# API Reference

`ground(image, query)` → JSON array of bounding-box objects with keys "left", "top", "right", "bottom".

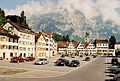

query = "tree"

[
  {"left": 66, "top": 35, "right": 70, "bottom": 42},
  {"left": 109, "top": 36, "right": 116, "bottom": 49},
  {"left": 0, "top": 8, "right": 6, "bottom": 26},
  {"left": 20, "top": 11, "right": 28, "bottom": 27}
]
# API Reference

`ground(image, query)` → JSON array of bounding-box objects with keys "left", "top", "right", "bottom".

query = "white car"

[{"left": 34, "top": 58, "right": 49, "bottom": 65}]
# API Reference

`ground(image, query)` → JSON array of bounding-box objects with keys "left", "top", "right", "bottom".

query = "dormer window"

[{"left": 8, "top": 26, "right": 13, "bottom": 32}]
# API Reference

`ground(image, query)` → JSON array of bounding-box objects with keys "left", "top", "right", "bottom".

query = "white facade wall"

[
  {"left": 3, "top": 22, "right": 35, "bottom": 58},
  {"left": 115, "top": 44, "right": 120, "bottom": 50},
  {"left": 0, "top": 35, "right": 19, "bottom": 60},
  {"left": 67, "top": 43, "right": 76, "bottom": 54}
]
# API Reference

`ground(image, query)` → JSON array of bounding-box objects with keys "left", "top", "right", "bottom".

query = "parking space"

[{"left": 0, "top": 55, "right": 97, "bottom": 78}]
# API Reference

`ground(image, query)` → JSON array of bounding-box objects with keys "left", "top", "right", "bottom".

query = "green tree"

[
  {"left": 109, "top": 36, "right": 116, "bottom": 49},
  {"left": 0, "top": 8, "right": 6, "bottom": 26},
  {"left": 20, "top": 11, "right": 28, "bottom": 27}
]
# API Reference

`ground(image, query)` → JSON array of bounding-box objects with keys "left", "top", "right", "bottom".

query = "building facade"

[
  {"left": 0, "top": 27, "right": 19, "bottom": 60},
  {"left": 3, "top": 21, "right": 35, "bottom": 58},
  {"left": 35, "top": 32, "right": 57, "bottom": 58}
]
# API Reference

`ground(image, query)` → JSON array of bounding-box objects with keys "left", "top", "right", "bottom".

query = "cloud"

[
  {"left": 4, "top": 0, "right": 120, "bottom": 24},
  {"left": 4, "top": 0, "right": 58, "bottom": 18}
]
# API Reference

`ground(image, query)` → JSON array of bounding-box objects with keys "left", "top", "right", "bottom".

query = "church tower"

[{"left": 84, "top": 32, "right": 90, "bottom": 43}]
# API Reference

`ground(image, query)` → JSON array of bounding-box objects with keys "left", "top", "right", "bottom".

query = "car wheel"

[{"left": 41, "top": 62, "right": 43, "bottom": 65}]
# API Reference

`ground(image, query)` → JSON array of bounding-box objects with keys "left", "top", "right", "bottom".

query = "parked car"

[
  {"left": 10, "top": 57, "right": 25, "bottom": 63},
  {"left": 54, "top": 58, "right": 69, "bottom": 66},
  {"left": 24, "top": 57, "right": 35, "bottom": 61},
  {"left": 79, "top": 55, "right": 83, "bottom": 57},
  {"left": 34, "top": 58, "right": 48, "bottom": 65},
  {"left": 111, "top": 57, "right": 118, "bottom": 65},
  {"left": 113, "top": 73, "right": 120, "bottom": 81},
  {"left": 109, "top": 64, "right": 120, "bottom": 73},
  {"left": 84, "top": 57, "right": 90, "bottom": 61},
  {"left": 92, "top": 54, "right": 97, "bottom": 58},
  {"left": 69, "top": 60, "right": 80, "bottom": 67}
]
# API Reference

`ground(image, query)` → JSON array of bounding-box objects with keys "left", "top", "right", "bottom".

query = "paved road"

[{"left": 0, "top": 56, "right": 106, "bottom": 81}]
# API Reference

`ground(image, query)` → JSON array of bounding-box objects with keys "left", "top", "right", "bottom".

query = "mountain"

[{"left": 27, "top": 9, "right": 120, "bottom": 42}]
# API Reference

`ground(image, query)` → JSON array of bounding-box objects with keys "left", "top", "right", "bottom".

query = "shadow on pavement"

[
  {"left": 104, "top": 62, "right": 111, "bottom": 64},
  {"left": 105, "top": 79, "right": 115, "bottom": 81},
  {"left": 106, "top": 74, "right": 115, "bottom": 77}
]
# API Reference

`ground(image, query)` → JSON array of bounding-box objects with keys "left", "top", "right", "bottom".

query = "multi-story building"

[
  {"left": 77, "top": 42, "right": 96, "bottom": 55},
  {"left": 58, "top": 41, "right": 69, "bottom": 54},
  {"left": 0, "top": 27, "right": 19, "bottom": 60},
  {"left": 35, "top": 31, "right": 57, "bottom": 58},
  {"left": 67, "top": 42, "right": 79, "bottom": 54},
  {"left": 96, "top": 39, "right": 109, "bottom": 54},
  {"left": 3, "top": 21, "right": 35, "bottom": 58},
  {"left": 35, "top": 32, "right": 47, "bottom": 58}
]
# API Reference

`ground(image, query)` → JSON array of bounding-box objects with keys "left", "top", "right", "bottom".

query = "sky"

[{"left": 1, "top": 0, "right": 120, "bottom": 24}]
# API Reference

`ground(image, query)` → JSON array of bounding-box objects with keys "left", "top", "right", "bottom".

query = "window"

[
  {"left": 24, "top": 53, "right": 26, "bottom": 57},
  {"left": 20, "top": 53, "right": 22, "bottom": 57},
  {"left": 10, "top": 53, "right": 13, "bottom": 57},
  {"left": 28, "top": 48, "right": 30, "bottom": 51},
  {"left": 46, "top": 48, "right": 48, "bottom": 50}
]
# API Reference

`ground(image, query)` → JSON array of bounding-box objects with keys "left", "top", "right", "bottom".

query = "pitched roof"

[
  {"left": 71, "top": 42, "right": 80, "bottom": 48},
  {"left": 44, "top": 32, "right": 53, "bottom": 36},
  {"left": 35, "top": 32, "right": 42, "bottom": 43},
  {"left": 0, "top": 27, "right": 19, "bottom": 39},
  {"left": 83, "top": 42, "right": 90, "bottom": 48},
  {"left": 58, "top": 41, "right": 69, "bottom": 48},
  {"left": 96, "top": 39, "right": 109, "bottom": 43},
  {"left": 35, "top": 32, "right": 50, "bottom": 43},
  {"left": 8, "top": 21, "right": 35, "bottom": 35}
]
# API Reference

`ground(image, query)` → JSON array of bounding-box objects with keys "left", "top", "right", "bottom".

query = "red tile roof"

[
  {"left": 58, "top": 41, "right": 69, "bottom": 48},
  {"left": 71, "top": 42, "right": 80, "bottom": 48},
  {"left": 83, "top": 42, "right": 90, "bottom": 48},
  {"left": 96, "top": 39, "right": 109, "bottom": 43},
  {"left": 44, "top": 32, "right": 53, "bottom": 35}
]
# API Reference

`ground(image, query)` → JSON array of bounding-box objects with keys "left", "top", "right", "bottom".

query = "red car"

[
  {"left": 10, "top": 57, "right": 25, "bottom": 63},
  {"left": 24, "top": 57, "right": 35, "bottom": 61}
]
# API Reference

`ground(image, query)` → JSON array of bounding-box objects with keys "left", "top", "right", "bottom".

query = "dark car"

[
  {"left": 92, "top": 54, "right": 97, "bottom": 58},
  {"left": 111, "top": 57, "right": 118, "bottom": 65},
  {"left": 109, "top": 64, "right": 120, "bottom": 73},
  {"left": 69, "top": 60, "right": 80, "bottom": 67},
  {"left": 113, "top": 73, "right": 120, "bottom": 81},
  {"left": 80, "top": 55, "right": 83, "bottom": 57},
  {"left": 10, "top": 57, "right": 25, "bottom": 63},
  {"left": 24, "top": 57, "right": 35, "bottom": 61},
  {"left": 85, "top": 57, "right": 90, "bottom": 61},
  {"left": 54, "top": 58, "right": 69, "bottom": 66}
]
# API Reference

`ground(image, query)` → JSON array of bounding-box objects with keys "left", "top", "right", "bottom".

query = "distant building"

[
  {"left": 77, "top": 42, "right": 96, "bottom": 55},
  {"left": 96, "top": 39, "right": 109, "bottom": 54},
  {"left": 58, "top": 41, "right": 69, "bottom": 54},
  {"left": 67, "top": 42, "right": 79, "bottom": 54}
]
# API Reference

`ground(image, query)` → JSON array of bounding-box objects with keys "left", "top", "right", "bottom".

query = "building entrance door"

[{"left": 3, "top": 53, "right": 5, "bottom": 59}]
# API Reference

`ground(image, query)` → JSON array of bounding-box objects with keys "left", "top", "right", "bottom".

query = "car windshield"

[
  {"left": 71, "top": 60, "right": 77, "bottom": 62},
  {"left": 38, "top": 58, "right": 47, "bottom": 61}
]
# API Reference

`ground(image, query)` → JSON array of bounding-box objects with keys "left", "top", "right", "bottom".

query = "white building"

[
  {"left": 35, "top": 31, "right": 57, "bottom": 58},
  {"left": 0, "top": 27, "right": 19, "bottom": 60},
  {"left": 58, "top": 41, "right": 69, "bottom": 54},
  {"left": 77, "top": 42, "right": 96, "bottom": 55},
  {"left": 3, "top": 21, "right": 35, "bottom": 58},
  {"left": 67, "top": 42, "right": 79, "bottom": 54}
]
